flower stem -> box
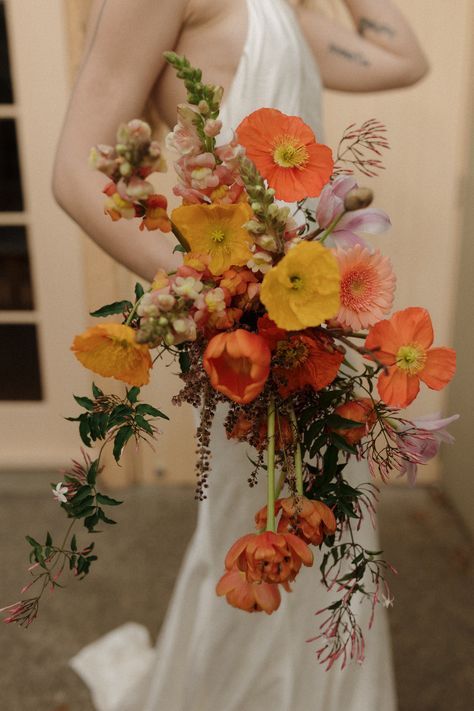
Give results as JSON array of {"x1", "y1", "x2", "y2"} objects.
[
  {"x1": 318, "y1": 212, "x2": 344, "y2": 243},
  {"x1": 289, "y1": 407, "x2": 303, "y2": 496},
  {"x1": 266, "y1": 397, "x2": 276, "y2": 533}
]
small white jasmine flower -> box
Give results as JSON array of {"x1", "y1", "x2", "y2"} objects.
[
  {"x1": 381, "y1": 593, "x2": 394, "y2": 609},
  {"x1": 52, "y1": 482, "x2": 68, "y2": 504}
]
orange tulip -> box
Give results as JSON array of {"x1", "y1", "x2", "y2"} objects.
[
  {"x1": 203, "y1": 330, "x2": 271, "y2": 404},
  {"x1": 216, "y1": 565, "x2": 282, "y2": 614},
  {"x1": 225, "y1": 530, "x2": 313, "y2": 585},
  {"x1": 256, "y1": 496, "x2": 337, "y2": 546},
  {"x1": 365, "y1": 307, "x2": 456, "y2": 408}
]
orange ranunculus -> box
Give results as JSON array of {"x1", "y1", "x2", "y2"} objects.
[
  {"x1": 365, "y1": 307, "x2": 456, "y2": 408},
  {"x1": 332, "y1": 398, "x2": 377, "y2": 445},
  {"x1": 272, "y1": 333, "x2": 344, "y2": 398},
  {"x1": 255, "y1": 496, "x2": 337, "y2": 546},
  {"x1": 225, "y1": 530, "x2": 313, "y2": 585},
  {"x1": 216, "y1": 565, "x2": 283, "y2": 614},
  {"x1": 236, "y1": 108, "x2": 333, "y2": 202},
  {"x1": 139, "y1": 194, "x2": 171, "y2": 232},
  {"x1": 71, "y1": 324, "x2": 152, "y2": 387},
  {"x1": 203, "y1": 330, "x2": 271, "y2": 404}
]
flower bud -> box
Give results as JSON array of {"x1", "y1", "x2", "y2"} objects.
[
  {"x1": 344, "y1": 187, "x2": 373, "y2": 211},
  {"x1": 158, "y1": 316, "x2": 169, "y2": 326},
  {"x1": 198, "y1": 100, "x2": 210, "y2": 115}
]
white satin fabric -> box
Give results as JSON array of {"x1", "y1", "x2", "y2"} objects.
[{"x1": 71, "y1": 2, "x2": 397, "y2": 709}]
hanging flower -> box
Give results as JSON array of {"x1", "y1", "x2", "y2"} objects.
[
  {"x1": 236, "y1": 108, "x2": 333, "y2": 202},
  {"x1": 71, "y1": 324, "x2": 152, "y2": 387},
  {"x1": 395, "y1": 413, "x2": 459, "y2": 485},
  {"x1": 365, "y1": 307, "x2": 456, "y2": 407},
  {"x1": 317, "y1": 176, "x2": 390, "y2": 249},
  {"x1": 171, "y1": 203, "x2": 254, "y2": 275},
  {"x1": 272, "y1": 333, "x2": 344, "y2": 398},
  {"x1": 225, "y1": 530, "x2": 313, "y2": 585},
  {"x1": 203, "y1": 330, "x2": 271, "y2": 404},
  {"x1": 332, "y1": 398, "x2": 377, "y2": 444},
  {"x1": 260, "y1": 241, "x2": 340, "y2": 330},
  {"x1": 335, "y1": 245, "x2": 396, "y2": 331},
  {"x1": 216, "y1": 566, "x2": 283, "y2": 614},
  {"x1": 256, "y1": 496, "x2": 337, "y2": 546}
]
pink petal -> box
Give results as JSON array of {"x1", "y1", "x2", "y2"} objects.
[{"x1": 337, "y1": 208, "x2": 391, "y2": 235}]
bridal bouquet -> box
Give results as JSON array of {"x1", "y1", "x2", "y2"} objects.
[{"x1": 2, "y1": 54, "x2": 457, "y2": 669}]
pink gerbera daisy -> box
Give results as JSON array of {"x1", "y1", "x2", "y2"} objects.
[{"x1": 335, "y1": 245, "x2": 396, "y2": 331}]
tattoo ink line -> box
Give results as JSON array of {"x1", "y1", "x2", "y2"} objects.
[
  {"x1": 358, "y1": 17, "x2": 396, "y2": 38},
  {"x1": 329, "y1": 43, "x2": 370, "y2": 67}
]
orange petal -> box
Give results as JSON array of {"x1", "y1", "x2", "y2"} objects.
[
  {"x1": 365, "y1": 319, "x2": 399, "y2": 363},
  {"x1": 285, "y1": 533, "x2": 314, "y2": 566},
  {"x1": 377, "y1": 366, "x2": 420, "y2": 407},
  {"x1": 391, "y1": 307, "x2": 434, "y2": 349},
  {"x1": 224, "y1": 534, "x2": 255, "y2": 570},
  {"x1": 420, "y1": 347, "x2": 456, "y2": 390}
]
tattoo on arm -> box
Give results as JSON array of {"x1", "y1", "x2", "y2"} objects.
[
  {"x1": 358, "y1": 17, "x2": 396, "y2": 38},
  {"x1": 329, "y1": 43, "x2": 370, "y2": 67}
]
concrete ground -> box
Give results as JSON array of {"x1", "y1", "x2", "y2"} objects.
[{"x1": 0, "y1": 474, "x2": 472, "y2": 711}]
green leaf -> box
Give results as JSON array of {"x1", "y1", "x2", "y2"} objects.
[
  {"x1": 87, "y1": 459, "x2": 99, "y2": 487},
  {"x1": 113, "y1": 425, "x2": 134, "y2": 462},
  {"x1": 330, "y1": 433, "x2": 358, "y2": 455},
  {"x1": 92, "y1": 382, "x2": 103, "y2": 398},
  {"x1": 69, "y1": 485, "x2": 92, "y2": 505},
  {"x1": 73, "y1": 395, "x2": 94, "y2": 411},
  {"x1": 134, "y1": 282, "x2": 145, "y2": 300},
  {"x1": 79, "y1": 419, "x2": 92, "y2": 447},
  {"x1": 178, "y1": 350, "x2": 191, "y2": 374},
  {"x1": 69, "y1": 496, "x2": 95, "y2": 514},
  {"x1": 127, "y1": 387, "x2": 140, "y2": 404},
  {"x1": 325, "y1": 414, "x2": 364, "y2": 429},
  {"x1": 135, "y1": 414, "x2": 154, "y2": 435},
  {"x1": 173, "y1": 244, "x2": 186, "y2": 253},
  {"x1": 70, "y1": 534, "x2": 77, "y2": 552},
  {"x1": 135, "y1": 403, "x2": 169, "y2": 420},
  {"x1": 97, "y1": 508, "x2": 117, "y2": 525},
  {"x1": 323, "y1": 445, "x2": 339, "y2": 477},
  {"x1": 26, "y1": 535, "x2": 41, "y2": 549},
  {"x1": 95, "y1": 492, "x2": 123, "y2": 507},
  {"x1": 45, "y1": 531, "x2": 53, "y2": 547},
  {"x1": 89, "y1": 300, "x2": 132, "y2": 318}
]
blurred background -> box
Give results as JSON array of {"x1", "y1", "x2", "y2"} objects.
[{"x1": 0, "y1": 0, "x2": 472, "y2": 709}]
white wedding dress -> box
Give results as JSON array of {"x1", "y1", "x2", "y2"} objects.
[{"x1": 71, "y1": 1, "x2": 397, "y2": 709}]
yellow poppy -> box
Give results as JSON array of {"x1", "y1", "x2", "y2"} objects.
[
  {"x1": 260, "y1": 241, "x2": 340, "y2": 330},
  {"x1": 71, "y1": 324, "x2": 152, "y2": 387},
  {"x1": 171, "y1": 203, "x2": 253, "y2": 276}
]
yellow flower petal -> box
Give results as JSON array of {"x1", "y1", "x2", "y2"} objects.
[
  {"x1": 171, "y1": 203, "x2": 253, "y2": 276},
  {"x1": 71, "y1": 323, "x2": 152, "y2": 387},
  {"x1": 261, "y1": 241, "x2": 340, "y2": 330}
]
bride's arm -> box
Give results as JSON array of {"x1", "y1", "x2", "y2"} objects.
[
  {"x1": 295, "y1": 0, "x2": 429, "y2": 91},
  {"x1": 52, "y1": 0, "x2": 188, "y2": 282}
]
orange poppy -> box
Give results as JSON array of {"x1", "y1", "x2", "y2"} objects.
[
  {"x1": 365, "y1": 307, "x2": 456, "y2": 408},
  {"x1": 71, "y1": 324, "x2": 152, "y2": 387},
  {"x1": 225, "y1": 530, "x2": 313, "y2": 585},
  {"x1": 203, "y1": 329, "x2": 271, "y2": 404},
  {"x1": 236, "y1": 108, "x2": 333, "y2": 202},
  {"x1": 256, "y1": 496, "x2": 337, "y2": 546},
  {"x1": 332, "y1": 398, "x2": 377, "y2": 445},
  {"x1": 216, "y1": 565, "x2": 282, "y2": 614},
  {"x1": 272, "y1": 333, "x2": 344, "y2": 398}
]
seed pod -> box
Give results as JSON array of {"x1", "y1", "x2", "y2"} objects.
[{"x1": 344, "y1": 187, "x2": 373, "y2": 211}]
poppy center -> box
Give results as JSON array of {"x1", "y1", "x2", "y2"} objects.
[
  {"x1": 275, "y1": 338, "x2": 309, "y2": 369},
  {"x1": 289, "y1": 274, "x2": 303, "y2": 290},
  {"x1": 210, "y1": 227, "x2": 226, "y2": 243},
  {"x1": 396, "y1": 343, "x2": 427, "y2": 375},
  {"x1": 273, "y1": 136, "x2": 308, "y2": 168}
]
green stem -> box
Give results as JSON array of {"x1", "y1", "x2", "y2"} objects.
[
  {"x1": 125, "y1": 294, "x2": 145, "y2": 326},
  {"x1": 289, "y1": 407, "x2": 303, "y2": 496},
  {"x1": 318, "y1": 212, "x2": 344, "y2": 243},
  {"x1": 266, "y1": 397, "x2": 276, "y2": 533}
]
